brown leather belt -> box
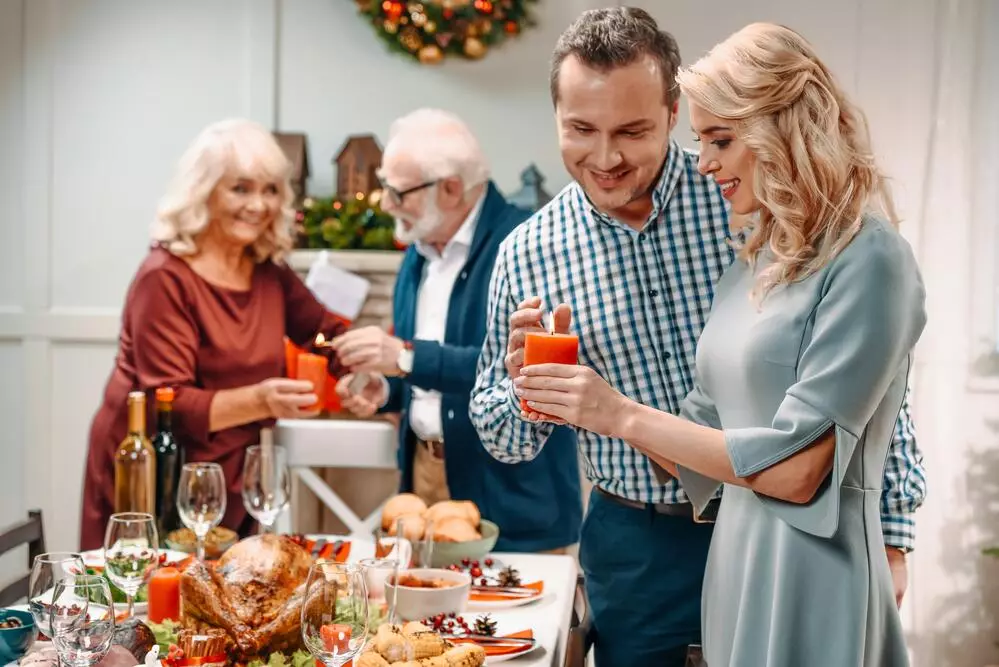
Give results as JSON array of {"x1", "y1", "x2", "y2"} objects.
[
  {"x1": 595, "y1": 487, "x2": 720, "y2": 523},
  {"x1": 418, "y1": 438, "x2": 445, "y2": 460}
]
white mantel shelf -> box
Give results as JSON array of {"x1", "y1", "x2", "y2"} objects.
[{"x1": 289, "y1": 249, "x2": 405, "y2": 274}]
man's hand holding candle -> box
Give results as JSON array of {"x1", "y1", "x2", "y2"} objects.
[
  {"x1": 505, "y1": 296, "x2": 573, "y2": 379},
  {"x1": 336, "y1": 372, "x2": 388, "y2": 418}
]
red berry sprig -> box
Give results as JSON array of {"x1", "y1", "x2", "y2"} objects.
[{"x1": 447, "y1": 557, "x2": 501, "y2": 587}]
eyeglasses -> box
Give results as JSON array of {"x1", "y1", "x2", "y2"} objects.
[{"x1": 379, "y1": 178, "x2": 438, "y2": 207}]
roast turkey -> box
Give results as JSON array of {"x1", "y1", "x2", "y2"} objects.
[{"x1": 180, "y1": 534, "x2": 313, "y2": 658}]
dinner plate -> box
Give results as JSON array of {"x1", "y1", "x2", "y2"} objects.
[{"x1": 467, "y1": 589, "x2": 545, "y2": 611}]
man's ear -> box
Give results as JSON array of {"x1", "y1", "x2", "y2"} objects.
[
  {"x1": 439, "y1": 176, "x2": 465, "y2": 206},
  {"x1": 668, "y1": 100, "x2": 679, "y2": 132}
]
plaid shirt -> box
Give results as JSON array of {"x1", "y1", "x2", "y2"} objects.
[{"x1": 470, "y1": 140, "x2": 927, "y2": 550}]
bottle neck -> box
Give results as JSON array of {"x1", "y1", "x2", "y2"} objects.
[
  {"x1": 127, "y1": 397, "x2": 146, "y2": 435},
  {"x1": 157, "y1": 404, "x2": 173, "y2": 432}
]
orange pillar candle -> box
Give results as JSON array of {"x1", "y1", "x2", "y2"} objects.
[
  {"x1": 320, "y1": 624, "x2": 352, "y2": 667},
  {"x1": 147, "y1": 566, "x2": 182, "y2": 623},
  {"x1": 284, "y1": 338, "x2": 303, "y2": 379},
  {"x1": 521, "y1": 331, "x2": 579, "y2": 412},
  {"x1": 297, "y1": 353, "x2": 328, "y2": 412}
]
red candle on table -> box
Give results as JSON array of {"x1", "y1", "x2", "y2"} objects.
[
  {"x1": 147, "y1": 566, "x2": 181, "y2": 623},
  {"x1": 319, "y1": 624, "x2": 352, "y2": 667},
  {"x1": 521, "y1": 331, "x2": 579, "y2": 413},
  {"x1": 297, "y1": 352, "x2": 328, "y2": 412}
]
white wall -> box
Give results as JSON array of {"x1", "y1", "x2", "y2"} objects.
[{"x1": 1, "y1": 1, "x2": 996, "y2": 665}]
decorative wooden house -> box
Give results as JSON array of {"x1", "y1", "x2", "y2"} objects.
[
  {"x1": 273, "y1": 132, "x2": 310, "y2": 207},
  {"x1": 507, "y1": 163, "x2": 553, "y2": 212},
  {"x1": 334, "y1": 134, "x2": 383, "y2": 199}
]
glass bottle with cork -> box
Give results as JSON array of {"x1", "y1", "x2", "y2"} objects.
[
  {"x1": 114, "y1": 390, "x2": 157, "y2": 514},
  {"x1": 153, "y1": 386, "x2": 183, "y2": 540}
]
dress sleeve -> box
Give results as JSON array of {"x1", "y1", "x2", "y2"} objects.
[
  {"x1": 670, "y1": 382, "x2": 725, "y2": 510},
  {"x1": 689, "y1": 228, "x2": 926, "y2": 537},
  {"x1": 129, "y1": 268, "x2": 217, "y2": 445},
  {"x1": 276, "y1": 262, "x2": 351, "y2": 377}
]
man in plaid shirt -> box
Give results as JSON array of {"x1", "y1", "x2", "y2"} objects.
[{"x1": 470, "y1": 8, "x2": 926, "y2": 667}]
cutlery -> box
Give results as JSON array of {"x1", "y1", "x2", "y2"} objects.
[
  {"x1": 470, "y1": 585, "x2": 540, "y2": 597},
  {"x1": 440, "y1": 634, "x2": 536, "y2": 647}
]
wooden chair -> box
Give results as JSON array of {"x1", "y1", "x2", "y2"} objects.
[
  {"x1": 564, "y1": 572, "x2": 592, "y2": 667},
  {"x1": 0, "y1": 509, "x2": 47, "y2": 606}
]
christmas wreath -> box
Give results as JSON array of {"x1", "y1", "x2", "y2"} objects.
[{"x1": 355, "y1": 0, "x2": 538, "y2": 64}]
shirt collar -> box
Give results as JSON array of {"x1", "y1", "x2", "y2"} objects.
[
  {"x1": 414, "y1": 189, "x2": 485, "y2": 260},
  {"x1": 582, "y1": 139, "x2": 686, "y2": 230}
]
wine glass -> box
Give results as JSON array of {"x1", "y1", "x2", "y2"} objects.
[
  {"x1": 242, "y1": 444, "x2": 290, "y2": 533},
  {"x1": 29, "y1": 552, "x2": 86, "y2": 640},
  {"x1": 359, "y1": 558, "x2": 400, "y2": 626},
  {"x1": 301, "y1": 561, "x2": 369, "y2": 667},
  {"x1": 177, "y1": 462, "x2": 226, "y2": 561},
  {"x1": 49, "y1": 574, "x2": 115, "y2": 667},
  {"x1": 103, "y1": 512, "x2": 158, "y2": 618}
]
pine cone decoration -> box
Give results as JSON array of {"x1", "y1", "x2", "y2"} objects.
[
  {"x1": 473, "y1": 614, "x2": 497, "y2": 637},
  {"x1": 498, "y1": 566, "x2": 521, "y2": 588}
]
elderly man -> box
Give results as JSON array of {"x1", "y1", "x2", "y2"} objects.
[{"x1": 333, "y1": 108, "x2": 582, "y2": 553}]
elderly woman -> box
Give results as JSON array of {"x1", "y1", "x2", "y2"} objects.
[
  {"x1": 80, "y1": 119, "x2": 347, "y2": 550},
  {"x1": 515, "y1": 23, "x2": 925, "y2": 666}
]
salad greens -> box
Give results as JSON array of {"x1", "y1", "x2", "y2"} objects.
[{"x1": 84, "y1": 567, "x2": 148, "y2": 604}]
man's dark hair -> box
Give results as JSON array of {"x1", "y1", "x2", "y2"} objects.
[{"x1": 550, "y1": 7, "x2": 682, "y2": 108}]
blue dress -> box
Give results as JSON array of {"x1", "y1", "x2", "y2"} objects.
[{"x1": 677, "y1": 218, "x2": 925, "y2": 666}]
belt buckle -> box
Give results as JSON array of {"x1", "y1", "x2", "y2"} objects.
[{"x1": 424, "y1": 439, "x2": 445, "y2": 460}]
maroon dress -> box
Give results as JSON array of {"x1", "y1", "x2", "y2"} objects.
[{"x1": 80, "y1": 247, "x2": 348, "y2": 550}]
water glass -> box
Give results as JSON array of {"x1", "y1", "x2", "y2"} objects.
[
  {"x1": 300, "y1": 561, "x2": 369, "y2": 667},
  {"x1": 28, "y1": 552, "x2": 86, "y2": 638},
  {"x1": 49, "y1": 575, "x2": 115, "y2": 667}
]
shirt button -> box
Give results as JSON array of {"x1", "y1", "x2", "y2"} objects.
[
  {"x1": 638, "y1": 233, "x2": 645, "y2": 241},
  {"x1": 649, "y1": 289, "x2": 659, "y2": 297},
  {"x1": 447, "y1": 410, "x2": 455, "y2": 420},
  {"x1": 460, "y1": 271, "x2": 467, "y2": 280}
]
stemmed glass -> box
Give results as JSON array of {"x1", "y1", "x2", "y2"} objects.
[
  {"x1": 48, "y1": 574, "x2": 115, "y2": 667},
  {"x1": 29, "y1": 552, "x2": 86, "y2": 644},
  {"x1": 103, "y1": 513, "x2": 159, "y2": 618},
  {"x1": 241, "y1": 444, "x2": 290, "y2": 533},
  {"x1": 301, "y1": 561, "x2": 369, "y2": 667},
  {"x1": 177, "y1": 462, "x2": 226, "y2": 560}
]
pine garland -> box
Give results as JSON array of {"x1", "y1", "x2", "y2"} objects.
[
  {"x1": 295, "y1": 193, "x2": 403, "y2": 251},
  {"x1": 354, "y1": 0, "x2": 538, "y2": 64}
]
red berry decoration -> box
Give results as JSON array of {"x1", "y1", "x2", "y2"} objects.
[
  {"x1": 484, "y1": 558, "x2": 494, "y2": 567},
  {"x1": 470, "y1": 567, "x2": 482, "y2": 578},
  {"x1": 471, "y1": 560, "x2": 480, "y2": 568},
  {"x1": 461, "y1": 558, "x2": 471, "y2": 566}
]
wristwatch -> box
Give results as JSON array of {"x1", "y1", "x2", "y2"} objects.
[{"x1": 397, "y1": 340, "x2": 414, "y2": 377}]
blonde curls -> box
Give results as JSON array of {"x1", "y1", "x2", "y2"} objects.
[
  {"x1": 677, "y1": 23, "x2": 898, "y2": 298},
  {"x1": 151, "y1": 118, "x2": 296, "y2": 264}
]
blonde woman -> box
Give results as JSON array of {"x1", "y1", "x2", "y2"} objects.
[
  {"x1": 80, "y1": 119, "x2": 348, "y2": 549},
  {"x1": 514, "y1": 23, "x2": 925, "y2": 665}
]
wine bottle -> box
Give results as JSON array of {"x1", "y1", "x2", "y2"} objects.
[
  {"x1": 152, "y1": 386, "x2": 183, "y2": 539},
  {"x1": 114, "y1": 390, "x2": 156, "y2": 514}
]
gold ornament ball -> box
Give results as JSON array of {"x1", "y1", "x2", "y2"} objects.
[
  {"x1": 418, "y1": 44, "x2": 444, "y2": 64},
  {"x1": 424, "y1": 20, "x2": 437, "y2": 33},
  {"x1": 399, "y1": 26, "x2": 422, "y2": 51},
  {"x1": 411, "y1": 11, "x2": 426, "y2": 26},
  {"x1": 463, "y1": 37, "x2": 487, "y2": 59},
  {"x1": 369, "y1": 189, "x2": 384, "y2": 207},
  {"x1": 384, "y1": 20, "x2": 399, "y2": 34}
]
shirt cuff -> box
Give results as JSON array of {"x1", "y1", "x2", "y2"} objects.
[
  {"x1": 379, "y1": 375, "x2": 391, "y2": 409},
  {"x1": 881, "y1": 511, "x2": 916, "y2": 552}
]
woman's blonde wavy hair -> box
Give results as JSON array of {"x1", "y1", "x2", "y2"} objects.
[
  {"x1": 676, "y1": 23, "x2": 898, "y2": 298},
  {"x1": 150, "y1": 118, "x2": 295, "y2": 263}
]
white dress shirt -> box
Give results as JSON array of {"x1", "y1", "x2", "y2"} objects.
[{"x1": 408, "y1": 194, "x2": 485, "y2": 442}]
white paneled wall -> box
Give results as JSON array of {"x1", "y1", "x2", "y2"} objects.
[{"x1": 1, "y1": 1, "x2": 997, "y2": 664}]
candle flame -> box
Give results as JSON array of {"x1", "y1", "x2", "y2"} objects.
[{"x1": 314, "y1": 332, "x2": 326, "y2": 346}]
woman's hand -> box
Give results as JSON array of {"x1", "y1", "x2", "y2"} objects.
[
  {"x1": 255, "y1": 378, "x2": 321, "y2": 419},
  {"x1": 336, "y1": 373, "x2": 388, "y2": 418},
  {"x1": 513, "y1": 363, "x2": 631, "y2": 437}
]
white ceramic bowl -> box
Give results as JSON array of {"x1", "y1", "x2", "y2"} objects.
[{"x1": 384, "y1": 567, "x2": 471, "y2": 621}]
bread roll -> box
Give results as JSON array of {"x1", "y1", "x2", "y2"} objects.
[
  {"x1": 459, "y1": 501, "x2": 480, "y2": 526},
  {"x1": 382, "y1": 493, "x2": 428, "y2": 531},
  {"x1": 424, "y1": 501, "x2": 469, "y2": 525},
  {"x1": 434, "y1": 516, "x2": 481, "y2": 543},
  {"x1": 388, "y1": 513, "x2": 427, "y2": 542}
]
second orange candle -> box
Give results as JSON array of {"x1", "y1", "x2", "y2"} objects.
[{"x1": 297, "y1": 352, "x2": 328, "y2": 412}]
